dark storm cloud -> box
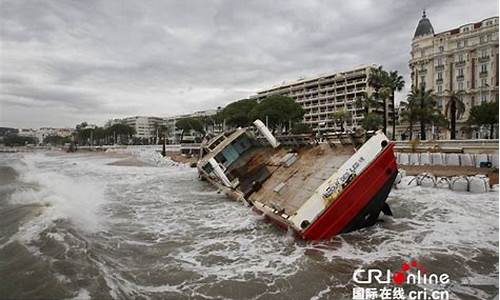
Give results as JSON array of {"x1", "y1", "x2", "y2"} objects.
[{"x1": 0, "y1": 0, "x2": 497, "y2": 127}]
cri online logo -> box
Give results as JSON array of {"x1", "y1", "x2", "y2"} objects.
[{"x1": 353, "y1": 260, "x2": 450, "y2": 285}]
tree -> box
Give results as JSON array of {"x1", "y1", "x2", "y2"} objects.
[
  {"x1": 213, "y1": 107, "x2": 225, "y2": 132},
  {"x1": 386, "y1": 70, "x2": 405, "y2": 140},
  {"x1": 399, "y1": 97, "x2": 419, "y2": 140},
  {"x1": 468, "y1": 101, "x2": 499, "y2": 139},
  {"x1": 107, "y1": 123, "x2": 135, "y2": 144},
  {"x1": 157, "y1": 125, "x2": 170, "y2": 156},
  {"x1": 75, "y1": 122, "x2": 90, "y2": 145},
  {"x1": 93, "y1": 127, "x2": 107, "y2": 145},
  {"x1": 444, "y1": 90, "x2": 466, "y2": 140},
  {"x1": 355, "y1": 92, "x2": 379, "y2": 116},
  {"x1": 44, "y1": 135, "x2": 72, "y2": 145},
  {"x1": 331, "y1": 109, "x2": 352, "y2": 132},
  {"x1": 361, "y1": 113, "x2": 383, "y2": 131},
  {"x1": 431, "y1": 113, "x2": 448, "y2": 140},
  {"x1": 291, "y1": 123, "x2": 312, "y2": 134},
  {"x1": 368, "y1": 66, "x2": 389, "y2": 134},
  {"x1": 407, "y1": 85, "x2": 437, "y2": 140},
  {"x1": 175, "y1": 117, "x2": 205, "y2": 142},
  {"x1": 249, "y1": 95, "x2": 304, "y2": 132},
  {"x1": 222, "y1": 99, "x2": 258, "y2": 128},
  {"x1": 3, "y1": 134, "x2": 37, "y2": 146}
]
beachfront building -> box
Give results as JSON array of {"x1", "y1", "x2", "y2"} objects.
[
  {"x1": 106, "y1": 116, "x2": 166, "y2": 143},
  {"x1": 403, "y1": 12, "x2": 499, "y2": 139},
  {"x1": 165, "y1": 109, "x2": 220, "y2": 144},
  {"x1": 250, "y1": 64, "x2": 388, "y2": 133}
]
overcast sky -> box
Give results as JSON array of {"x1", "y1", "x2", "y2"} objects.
[{"x1": 0, "y1": 0, "x2": 498, "y2": 128}]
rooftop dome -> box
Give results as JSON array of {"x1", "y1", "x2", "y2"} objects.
[{"x1": 414, "y1": 10, "x2": 434, "y2": 38}]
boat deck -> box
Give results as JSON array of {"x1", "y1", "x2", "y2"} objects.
[{"x1": 247, "y1": 143, "x2": 355, "y2": 216}]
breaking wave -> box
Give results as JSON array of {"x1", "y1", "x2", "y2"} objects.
[{"x1": 0, "y1": 152, "x2": 497, "y2": 299}]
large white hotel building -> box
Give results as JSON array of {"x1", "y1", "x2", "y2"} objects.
[{"x1": 407, "y1": 12, "x2": 499, "y2": 139}]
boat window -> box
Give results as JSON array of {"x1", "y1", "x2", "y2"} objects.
[
  {"x1": 215, "y1": 153, "x2": 227, "y2": 165},
  {"x1": 202, "y1": 163, "x2": 214, "y2": 174}
]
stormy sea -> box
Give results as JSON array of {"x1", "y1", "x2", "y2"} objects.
[{"x1": 0, "y1": 151, "x2": 498, "y2": 300}]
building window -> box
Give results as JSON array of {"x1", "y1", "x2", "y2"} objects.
[
  {"x1": 437, "y1": 72, "x2": 443, "y2": 79},
  {"x1": 439, "y1": 46, "x2": 444, "y2": 53},
  {"x1": 457, "y1": 40, "x2": 462, "y2": 48},
  {"x1": 464, "y1": 39, "x2": 468, "y2": 47},
  {"x1": 481, "y1": 78, "x2": 487, "y2": 87},
  {"x1": 458, "y1": 54, "x2": 464, "y2": 62},
  {"x1": 481, "y1": 94, "x2": 488, "y2": 103},
  {"x1": 458, "y1": 82, "x2": 464, "y2": 90},
  {"x1": 437, "y1": 58, "x2": 442, "y2": 65},
  {"x1": 420, "y1": 76, "x2": 425, "y2": 87},
  {"x1": 481, "y1": 64, "x2": 488, "y2": 73},
  {"x1": 458, "y1": 68, "x2": 464, "y2": 76},
  {"x1": 481, "y1": 48, "x2": 488, "y2": 58},
  {"x1": 480, "y1": 35, "x2": 485, "y2": 43},
  {"x1": 437, "y1": 85, "x2": 443, "y2": 93}
]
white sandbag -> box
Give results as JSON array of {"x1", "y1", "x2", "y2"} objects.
[
  {"x1": 395, "y1": 172, "x2": 403, "y2": 186},
  {"x1": 451, "y1": 176, "x2": 469, "y2": 192},
  {"x1": 489, "y1": 153, "x2": 499, "y2": 168},
  {"x1": 469, "y1": 175, "x2": 490, "y2": 193},
  {"x1": 420, "y1": 153, "x2": 431, "y2": 165},
  {"x1": 418, "y1": 173, "x2": 435, "y2": 188},
  {"x1": 435, "y1": 177, "x2": 450, "y2": 189},
  {"x1": 491, "y1": 184, "x2": 499, "y2": 192},
  {"x1": 445, "y1": 153, "x2": 460, "y2": 166},
  {"x1": 398, "y1": 176, "x2": 417, "y2": 189},
  {"x1": 459, "y1": 154, "x2": 474, "y2": 167},
  {"x1": 409, "y1": 153, "x2": 420, "y2": 165},
  {"x1": 394, "y1": 169, "x2": 407, "y2": 188},
  {"x1": 431, "y1": 153, "x2": 443, "y2": 165},
  {"x1": 399, "y1": 153, "x2": 409, "y2": 165},
  {"x1": 475, "y1": 154, "x2": 488, "y2": 168}
]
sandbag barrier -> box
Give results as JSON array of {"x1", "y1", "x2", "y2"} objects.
[
  {"x1": 396, "y1": 152, "x2": 498, "y2": 168},
  {"x1": 394, "y1": 170, "x2": 495, "y2": 193}
]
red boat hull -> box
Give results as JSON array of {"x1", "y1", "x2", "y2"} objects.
[{"x1": 301, "y1": 143, "x2": 397, "y2": 240}]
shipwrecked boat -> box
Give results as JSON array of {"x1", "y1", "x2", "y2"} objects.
[{"x1": 197, "y1": 120, "x2": 397, "y2": 240}]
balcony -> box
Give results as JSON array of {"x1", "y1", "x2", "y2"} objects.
[
  {"x1": 455, "y1": 60, "x2": 466, "y2": 67},
  {"x1": 436, "y1": 78, "x2": 443, "y2": 84},
  {"x1": 434, "y1": 64, "x2": 445, "y2": 71},
  {"x1": 456, "y1": 75, "x2": 464, "y2": 81},
  {"x1": 478, "y1": 56, "x2": 490, "y2": 63},
  {"x1": 479, "y1": 71, "x2": 488, "y2": 77}
]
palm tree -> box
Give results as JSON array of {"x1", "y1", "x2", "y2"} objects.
[
  {"x1": 368, "y1": 66, "x2": 389, "y2": 134},
  {"x1": 407, "y1": 85, "x2": 437, "y2": 140},
  {"x1": 399, "y1": 98, "x2": 418, "y2": 140},
  {"x1": 386, "y1": 71, "x2": 405, "y2": 140},
  {"x1": 431, "y1": 113, "x2": 448, "y2": 140},
  {"x1": 157, "y1": 125, "x2": 169, "y2": 156},
  {"x1": 355, "y1": 92, "x2": 379, "y2": 116},
  {"x1": 444, "y1": 90, "x2": 466, "y2": 140}
]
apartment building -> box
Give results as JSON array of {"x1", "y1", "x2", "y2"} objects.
[
  {"x1": 251, "y1": 64, "x2": 385, "y2": 133},
  {"x1": 407, "y1": 12, "x2": 499, "y2": 139},
  {"x1": 165, "y1": 109, "x2": 220, "y2": 144},
  {"x1": 106, "y1": 116, "x2": 166, "y2": 140}
]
